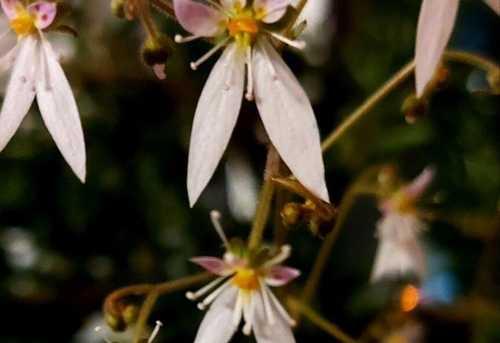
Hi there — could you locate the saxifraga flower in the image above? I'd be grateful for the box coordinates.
[173,0,330,207]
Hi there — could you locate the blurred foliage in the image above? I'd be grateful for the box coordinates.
[0,0,498,342]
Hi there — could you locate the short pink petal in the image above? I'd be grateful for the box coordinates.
[190,256,231,276]
[403,166,435,200]
[253,0,289,23]
[173,0,224,37]
[484,0,500,15]
[415,0,459,97]
[28,1,57,29]
[265,266,300,286]
[153,64,166,80]
[1,0,21,19]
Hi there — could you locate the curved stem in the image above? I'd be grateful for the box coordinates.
[321,60,416,152]
[289,297,356,343]
[151,0,175,17]
[445,50,499,72]
[133,287,160,343]
[321,50,499,153]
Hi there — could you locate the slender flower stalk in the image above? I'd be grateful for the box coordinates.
[173,0,330,206]
[0,0,86,181]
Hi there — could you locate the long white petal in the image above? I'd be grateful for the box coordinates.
[252,38,329,202]
[194,286,239,343]
[0,45,18,75]
[415,0,459,97]
[253,291,295,343]
[0,37,37,152]
[36,38,86,182]
[187,43,245,206]
[484,0,500,15]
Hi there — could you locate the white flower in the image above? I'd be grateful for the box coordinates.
[415,0,499,97]
[173,0,330,207]
[186,210,300,343]
[371,167,435,282]
[0,0,86,181]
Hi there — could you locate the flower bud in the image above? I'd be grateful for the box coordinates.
[281,202,302,226]
[487,68,500,95]
[123,304,140,325]
[111,0,127,19]
[104,311,127,332]
[401,94,429,124]
[141,35,172,67]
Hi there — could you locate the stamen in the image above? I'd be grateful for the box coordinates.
[186,276,227,300]
[245,46,254,101]
[259,280,275,325]
[263,245,291,268]
[266,31,306,50]
[147,320,163,343]
[190,38,229,70]
[265,286,296,327]
[174,34,201,44]
[94,326,112,343]
[197,279,232,310]
[210,210,230,249]
[232,293,243,325]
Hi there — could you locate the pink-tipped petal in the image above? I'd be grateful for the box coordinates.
[153,63,166,80]
[173,0,224,37]
[415,0,459,97]
[253,0,289,23]
[484,0,500,15]
[403,167,435,200]
[191,256,232,276]
[1,0,21,19]
[265,266,300,287]
[28,1,57,30]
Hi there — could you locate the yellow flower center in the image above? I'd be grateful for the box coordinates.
[10,7,37,37]
[232,267,260,291]
[390,191,416,214]
[226,7,259,48]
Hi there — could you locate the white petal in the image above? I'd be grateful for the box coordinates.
[371,213,426,282]
[187,43,245,206]
[484,0,500,15]
[0,37,37,152]
[0,44,18,74]
[194,286,239,343]
[253,291,295,343]
[252,38,329,202]
[36,38,86,182]
[415,0,459,97]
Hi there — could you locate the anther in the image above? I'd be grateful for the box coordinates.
[175,34,200,44]
[210,210,230,248]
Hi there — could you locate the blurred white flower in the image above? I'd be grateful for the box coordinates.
[371,167,435,282]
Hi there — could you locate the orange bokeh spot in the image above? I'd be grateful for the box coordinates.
[400,285,420,312]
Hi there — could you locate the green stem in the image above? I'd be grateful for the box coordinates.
[133,287,160,343]
[321,50,499,153]
[289,298,356,343]
[321,60,416,152]
[248,146,280,250]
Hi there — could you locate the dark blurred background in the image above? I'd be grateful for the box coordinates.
[0,0,498,341]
